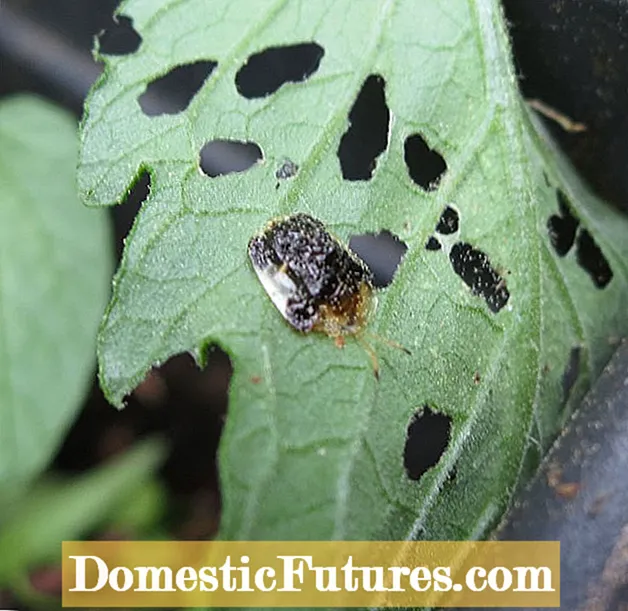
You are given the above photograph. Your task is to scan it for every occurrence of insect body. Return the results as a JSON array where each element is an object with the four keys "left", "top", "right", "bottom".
[{"left": 248, "top": 213, "right": 408, "bottom": 378}]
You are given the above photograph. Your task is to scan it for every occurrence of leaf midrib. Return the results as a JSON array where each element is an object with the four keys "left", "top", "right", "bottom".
[{"left": 229, "top": 0, "right": 399, "bottom": 539}]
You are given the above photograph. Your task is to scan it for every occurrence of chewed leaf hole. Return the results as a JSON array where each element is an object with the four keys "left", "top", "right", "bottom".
[
  {"left": 450, "top": 242, "right": 510, "bottom": 313},
  {"left": 562, "top": 346, "right": 582, "bottom": 402},
  {"left": 139, "top": 61, "right": 217, "bottom": 116},
  {"left": 404, "top": 134, "right": 447, "bottom": 191},
  {"left": 235, "top": 42, "right": 324, "bottom": 99},
  {"left": 199, "top": 140, "right": 263, "bottom": 177},
  {"left": 338, "top": 74, "right": 390, "bottom": 181},
  {"left": 349, "top": 230, "right": 407, "bottom": 288},
  {"left": 403, "top": 406, "right": 452, "bottom": 481},
  {"left": 425, "top": 236, "right": 442, "bottom": 251},
  {"left": 114, "top": 170, "right": 151, "bottom": 258},
  {"left": 143, "top": 347, "right": 231, "bottom": 498},
  {"left": 576, "top": 229, "right": 613, "bottom": 288},
  {"left": 547, "top": 190, "right": 579, "bottom": 256},
  {"left": 98, "top": 15, "right": 141, "bottom": 56},
  {"left": 435, "top": 205, "right": 460, "bottom": 235}
]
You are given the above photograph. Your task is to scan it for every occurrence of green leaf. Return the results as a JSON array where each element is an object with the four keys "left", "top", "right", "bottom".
[
  {"left": 79, "top": 0, "right": 628, "bottom": 541},
  {"left": 0, "top": 438, "right": 165, "bottom": 589},
  {"left": 0, "top": 95, "right": 112, "bottom": 506}
]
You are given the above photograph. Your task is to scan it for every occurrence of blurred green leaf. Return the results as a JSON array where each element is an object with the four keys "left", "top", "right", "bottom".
[
  {"left": 0, "top": 438, "right": 166, "bottom": 585},
  {"left": 108, "top": 477, "right": 167, "bottom": 534},
  {"left": 0, "top": 95, "right": 112, "bottom": 507},
  {"left": 79, "top": 0, "right": 628, "bottom": 541}
]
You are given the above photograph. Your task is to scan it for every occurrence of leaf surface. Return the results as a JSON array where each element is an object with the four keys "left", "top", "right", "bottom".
[{"left": 80, "top": 0, "right": 628, "bottom": 540}]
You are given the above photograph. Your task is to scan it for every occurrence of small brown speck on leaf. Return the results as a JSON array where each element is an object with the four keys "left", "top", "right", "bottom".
[
  {"left": 555, "top": 482, "right": 581, "bottom": 500},
  {"left": 546, "top": 463, "right": 581, "bottom": 499}
]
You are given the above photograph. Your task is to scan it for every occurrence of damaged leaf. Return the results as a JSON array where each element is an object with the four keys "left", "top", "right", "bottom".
[{"left": 79, "top": 0, "right": 628, "bottom": 541}]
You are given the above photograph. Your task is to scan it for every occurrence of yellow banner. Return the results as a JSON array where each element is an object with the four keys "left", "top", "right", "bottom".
[{"left": 62, "top": 540, "right": 559, "bottom": 607}]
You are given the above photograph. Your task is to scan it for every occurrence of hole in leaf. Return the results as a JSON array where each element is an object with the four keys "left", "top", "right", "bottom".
[
  {"left": 576, "top": 229, "right": 613, "bottom": 288},
  {"left": 112, "top": 170, "right": 151, "bottom": 259},
  {"left": 98, "top": 15, "right": 141, "bottom": 56},
  {"left": 449, "top": 242, "right": 510, "bottom": 313},
  {"left": 435, "top": 205, "right": 460, "bottom": 235},
  {"left": 338, "top": 74, "right": 390, "bottom": 181},
  {"left": 157, "top": 346, "right": 231, "bottom": 498},
  {"left": 235, "top": 42, "right": 324, "bottom": 99},
  {"left": 562, "top": 346, "right": 581, "bottom": 402},
  {"left": 138, "top": 61, "right": 217, "bottom": 116},
  {"left": 547, "top": 190, "right": 579, "bottom": 256},
  {"left": 404, "top": 406, "right": 452, "bottom": 481},
  {"left": 349, "top": 230, "right": 407, "bottom": 288},
  {"left": 275, "top": 159, "right": 299, "bottom": 181},
  {"left": 425, "top": 236, "right": 442, "bottom": 251},
  {"left": 404, "top": 134, "right": 447, "bottom": 190},
  {"left": 199, "top": 140, "right": 263, "bottom": 177}
]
